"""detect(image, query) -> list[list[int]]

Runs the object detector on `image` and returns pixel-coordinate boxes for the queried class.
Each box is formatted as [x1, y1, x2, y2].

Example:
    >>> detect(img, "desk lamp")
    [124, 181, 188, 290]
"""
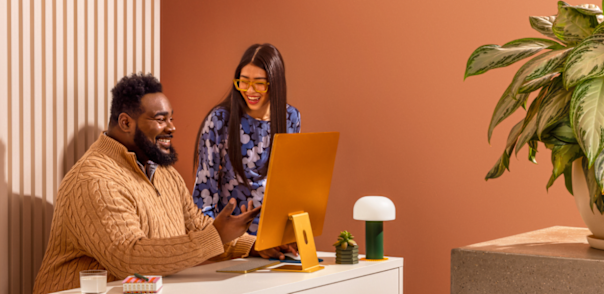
[353, 196, 396, 260]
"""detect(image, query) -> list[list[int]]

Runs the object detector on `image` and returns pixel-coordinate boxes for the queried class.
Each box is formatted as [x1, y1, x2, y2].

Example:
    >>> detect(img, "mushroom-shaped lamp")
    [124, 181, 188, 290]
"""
[353, 196, 396, 260]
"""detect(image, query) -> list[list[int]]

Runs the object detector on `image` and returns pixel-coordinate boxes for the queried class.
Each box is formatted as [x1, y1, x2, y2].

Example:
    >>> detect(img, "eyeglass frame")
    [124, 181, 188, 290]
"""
[233, 79, 270, 93]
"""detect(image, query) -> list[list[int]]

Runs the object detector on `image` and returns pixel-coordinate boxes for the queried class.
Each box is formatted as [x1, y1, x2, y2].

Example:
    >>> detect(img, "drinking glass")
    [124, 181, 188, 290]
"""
[79, 270, 107, 294]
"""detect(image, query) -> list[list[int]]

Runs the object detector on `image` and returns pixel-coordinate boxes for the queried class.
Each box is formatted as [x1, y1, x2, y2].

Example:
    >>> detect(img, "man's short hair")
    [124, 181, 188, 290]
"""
[109, 73, 162, 126]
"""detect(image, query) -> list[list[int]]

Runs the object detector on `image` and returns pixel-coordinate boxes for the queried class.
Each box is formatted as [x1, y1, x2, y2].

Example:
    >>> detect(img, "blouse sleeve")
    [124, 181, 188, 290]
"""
[287, 106, 302, 134]
[294, 109, 301, 133]
[192, 110, 226, 218]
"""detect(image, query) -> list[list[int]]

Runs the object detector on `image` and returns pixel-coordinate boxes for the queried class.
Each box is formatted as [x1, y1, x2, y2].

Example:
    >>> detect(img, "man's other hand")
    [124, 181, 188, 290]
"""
[249, 243, 299, 260]
[213, 199, 261, 244]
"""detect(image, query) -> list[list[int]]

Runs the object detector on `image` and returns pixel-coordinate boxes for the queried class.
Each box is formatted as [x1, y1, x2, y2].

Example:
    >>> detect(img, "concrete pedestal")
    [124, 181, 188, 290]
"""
[451, 226, 604, 293]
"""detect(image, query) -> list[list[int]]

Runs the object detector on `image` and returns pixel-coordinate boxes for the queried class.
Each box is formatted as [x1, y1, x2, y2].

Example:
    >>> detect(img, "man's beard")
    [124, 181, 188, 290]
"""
[134, 127, 178, 166]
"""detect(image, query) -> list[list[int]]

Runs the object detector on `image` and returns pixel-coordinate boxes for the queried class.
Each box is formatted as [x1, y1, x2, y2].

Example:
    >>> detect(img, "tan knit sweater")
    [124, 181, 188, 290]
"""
[33, 134, 255, 294]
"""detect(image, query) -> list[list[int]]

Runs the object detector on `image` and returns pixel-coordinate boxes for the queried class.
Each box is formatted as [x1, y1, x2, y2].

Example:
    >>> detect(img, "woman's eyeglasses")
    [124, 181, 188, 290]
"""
[233, 79, 269, 93]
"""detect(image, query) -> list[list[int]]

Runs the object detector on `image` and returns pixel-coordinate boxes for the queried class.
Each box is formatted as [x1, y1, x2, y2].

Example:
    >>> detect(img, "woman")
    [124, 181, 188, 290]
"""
[193, 43, 301, 235]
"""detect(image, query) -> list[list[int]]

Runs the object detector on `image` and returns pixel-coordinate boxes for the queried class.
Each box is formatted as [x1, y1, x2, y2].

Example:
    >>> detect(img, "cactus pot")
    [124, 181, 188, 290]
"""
[335, 246, 359, 264]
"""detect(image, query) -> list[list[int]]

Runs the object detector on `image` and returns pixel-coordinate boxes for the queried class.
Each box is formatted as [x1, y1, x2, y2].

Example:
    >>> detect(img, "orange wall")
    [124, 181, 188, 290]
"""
[160, 1, 585, 293]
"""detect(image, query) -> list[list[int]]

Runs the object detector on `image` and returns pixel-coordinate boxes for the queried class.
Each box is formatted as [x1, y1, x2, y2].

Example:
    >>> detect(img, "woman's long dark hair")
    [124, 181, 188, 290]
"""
[193, 43, 287, 188]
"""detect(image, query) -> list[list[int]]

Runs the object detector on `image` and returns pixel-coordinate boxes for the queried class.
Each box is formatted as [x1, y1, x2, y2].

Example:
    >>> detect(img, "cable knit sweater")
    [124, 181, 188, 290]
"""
[33, 134, 255, 294]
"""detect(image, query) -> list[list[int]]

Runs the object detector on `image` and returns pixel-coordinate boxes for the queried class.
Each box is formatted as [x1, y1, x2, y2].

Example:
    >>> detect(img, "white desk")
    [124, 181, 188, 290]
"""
[53, 252, 403, 294]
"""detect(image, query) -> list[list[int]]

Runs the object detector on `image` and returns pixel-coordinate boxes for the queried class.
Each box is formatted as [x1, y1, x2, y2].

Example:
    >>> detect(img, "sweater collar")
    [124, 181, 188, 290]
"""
[92, 133, 141, 171]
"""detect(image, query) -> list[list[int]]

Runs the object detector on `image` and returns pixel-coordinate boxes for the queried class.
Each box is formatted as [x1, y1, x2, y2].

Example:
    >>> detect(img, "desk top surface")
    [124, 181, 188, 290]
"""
[456, 226, 604, 260]
[53, 252, 403, 294]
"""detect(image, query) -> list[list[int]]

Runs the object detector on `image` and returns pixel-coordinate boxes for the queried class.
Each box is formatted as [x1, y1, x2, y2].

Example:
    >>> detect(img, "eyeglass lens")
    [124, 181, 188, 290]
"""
[237, 80, 267, 92]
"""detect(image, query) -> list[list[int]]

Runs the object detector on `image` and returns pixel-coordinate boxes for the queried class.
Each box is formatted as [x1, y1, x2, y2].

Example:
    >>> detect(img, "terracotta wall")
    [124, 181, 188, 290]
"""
[161, 0, 585, 292]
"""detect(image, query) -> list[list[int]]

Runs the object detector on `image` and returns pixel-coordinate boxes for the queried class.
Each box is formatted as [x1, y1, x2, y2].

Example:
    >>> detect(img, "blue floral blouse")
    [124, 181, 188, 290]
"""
[193, 105, 301, 235]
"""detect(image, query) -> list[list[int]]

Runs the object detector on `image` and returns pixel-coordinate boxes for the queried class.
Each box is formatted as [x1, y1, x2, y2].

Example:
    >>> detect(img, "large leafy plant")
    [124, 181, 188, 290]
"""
[465, 1, 604, 213]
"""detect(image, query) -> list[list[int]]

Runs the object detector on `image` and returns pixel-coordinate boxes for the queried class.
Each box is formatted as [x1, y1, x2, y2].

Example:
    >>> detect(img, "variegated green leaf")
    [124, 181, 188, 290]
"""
[563, 24, 604, 88]
[530, 16, 559, 40]
[516, 89, 547, 156]
[553, 1, 600, 45]
[540, 133, 569, 145]
[516, 117, 539, 156]
[550, 118, 578, 143]
[465, 38, 564, 79]
[594, 148, 604, 192]
[487, 50, 569, 143]
[519, 72, 558, 94]
[506, 120, 525, 156]
[582, 158, 604, 213]
[528, 140, 539, 164]
[485, 152, 509, 180]
[508, 49, 572, 99]
[485, 120, 524, 180]
[522, 98, 528, 110]
[563, 162, 574, 194]
[571, 3, 603, 15]
[487, 87, 529, 143]
[570, 77, 604, 167]
[546, 144, 583, 190]
[536, 77, 573, 139]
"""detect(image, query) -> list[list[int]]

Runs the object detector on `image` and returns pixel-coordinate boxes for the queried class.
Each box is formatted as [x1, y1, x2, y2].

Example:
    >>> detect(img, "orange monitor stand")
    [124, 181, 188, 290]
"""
[271, 212, 324, 273]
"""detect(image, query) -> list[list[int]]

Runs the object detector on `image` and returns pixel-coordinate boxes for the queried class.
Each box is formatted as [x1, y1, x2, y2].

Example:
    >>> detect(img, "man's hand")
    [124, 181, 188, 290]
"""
[249, 243, 299, 260]
[213, 198, 261, 244]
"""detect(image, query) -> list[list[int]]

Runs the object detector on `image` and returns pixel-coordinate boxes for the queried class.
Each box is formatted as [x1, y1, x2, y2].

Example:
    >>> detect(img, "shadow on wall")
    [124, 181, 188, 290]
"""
[0, 124, 102, 294]
[62, 126, 104, 178]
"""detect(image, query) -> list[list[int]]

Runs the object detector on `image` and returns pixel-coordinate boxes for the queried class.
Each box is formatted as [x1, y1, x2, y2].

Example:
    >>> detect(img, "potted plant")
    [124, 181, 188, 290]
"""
[465, 1, 604, 248]
[333, 231, 359, 264]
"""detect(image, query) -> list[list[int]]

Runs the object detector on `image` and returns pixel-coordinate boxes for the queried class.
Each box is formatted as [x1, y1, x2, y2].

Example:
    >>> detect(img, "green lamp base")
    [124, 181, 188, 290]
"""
[365, 221, 384, 259]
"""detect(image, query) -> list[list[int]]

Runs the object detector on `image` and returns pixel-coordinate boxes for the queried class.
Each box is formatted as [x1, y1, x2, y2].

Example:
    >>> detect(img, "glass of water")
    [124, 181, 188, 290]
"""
[79, 270, 107, 294]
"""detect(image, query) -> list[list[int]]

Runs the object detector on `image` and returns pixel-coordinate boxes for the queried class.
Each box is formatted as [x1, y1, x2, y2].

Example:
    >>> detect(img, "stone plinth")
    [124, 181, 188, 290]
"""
[451, 226, 604, 293]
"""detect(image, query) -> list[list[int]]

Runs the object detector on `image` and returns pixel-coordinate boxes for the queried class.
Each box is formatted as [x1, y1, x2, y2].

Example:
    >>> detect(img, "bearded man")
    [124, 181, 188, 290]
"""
[33, 73, 285, 294]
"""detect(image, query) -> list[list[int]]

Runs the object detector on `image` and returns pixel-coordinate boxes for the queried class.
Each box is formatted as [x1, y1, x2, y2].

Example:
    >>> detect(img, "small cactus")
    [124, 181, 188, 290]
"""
[333, 230, 357, 250]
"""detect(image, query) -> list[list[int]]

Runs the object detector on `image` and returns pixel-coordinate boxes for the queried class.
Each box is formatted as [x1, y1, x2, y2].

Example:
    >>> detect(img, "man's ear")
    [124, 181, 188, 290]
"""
[117, 112, 136, 133]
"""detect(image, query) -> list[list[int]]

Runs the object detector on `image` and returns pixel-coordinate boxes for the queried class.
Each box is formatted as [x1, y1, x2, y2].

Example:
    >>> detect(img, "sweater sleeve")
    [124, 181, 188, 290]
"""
[192, 110, 226, 218]
[64, 178, 226, 278]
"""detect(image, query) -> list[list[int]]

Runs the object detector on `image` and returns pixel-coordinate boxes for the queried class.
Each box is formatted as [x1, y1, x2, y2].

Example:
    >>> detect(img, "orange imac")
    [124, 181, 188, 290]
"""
[254, 132, 339, 273]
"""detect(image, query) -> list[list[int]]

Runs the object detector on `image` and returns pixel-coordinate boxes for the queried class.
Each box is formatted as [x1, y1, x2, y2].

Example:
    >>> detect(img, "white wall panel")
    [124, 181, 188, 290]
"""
[116, 0, 123, 82]
[0, 2, 9, 294]
[31, 0, 45, 290]
[76, 0, 85, 159]
[153, 0, 159, 78]
[144, 0, 150, 73]
[135, 0, 142, 73]
[21, 0, 33, 292]
[0, 1, 161, 293]
[126, 0, 132, 75]
[10, 1, 22, 293]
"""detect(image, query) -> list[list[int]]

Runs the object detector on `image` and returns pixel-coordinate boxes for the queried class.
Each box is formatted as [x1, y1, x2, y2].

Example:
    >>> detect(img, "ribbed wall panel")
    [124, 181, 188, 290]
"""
[0, 1, 161, 293]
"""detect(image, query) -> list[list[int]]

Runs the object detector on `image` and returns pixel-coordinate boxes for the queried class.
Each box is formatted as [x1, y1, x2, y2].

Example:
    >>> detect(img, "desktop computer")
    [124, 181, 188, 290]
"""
[255, 132, 339, 273]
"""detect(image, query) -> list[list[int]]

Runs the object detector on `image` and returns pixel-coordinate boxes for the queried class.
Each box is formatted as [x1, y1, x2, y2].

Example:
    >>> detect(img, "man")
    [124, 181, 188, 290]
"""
[33, 73, 288, 294]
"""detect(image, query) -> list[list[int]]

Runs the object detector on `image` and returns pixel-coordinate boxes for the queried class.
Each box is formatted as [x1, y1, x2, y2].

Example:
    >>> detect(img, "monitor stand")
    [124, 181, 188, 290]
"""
[271, 212, 325, 273]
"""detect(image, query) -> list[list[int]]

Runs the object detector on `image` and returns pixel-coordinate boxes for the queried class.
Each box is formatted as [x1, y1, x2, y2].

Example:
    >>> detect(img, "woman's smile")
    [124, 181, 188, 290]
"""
[247, 95, 261, 105]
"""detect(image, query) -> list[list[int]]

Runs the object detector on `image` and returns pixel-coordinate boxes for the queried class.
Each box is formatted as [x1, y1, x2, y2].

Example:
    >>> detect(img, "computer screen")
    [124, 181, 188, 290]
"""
[255, 132, 339, 251]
